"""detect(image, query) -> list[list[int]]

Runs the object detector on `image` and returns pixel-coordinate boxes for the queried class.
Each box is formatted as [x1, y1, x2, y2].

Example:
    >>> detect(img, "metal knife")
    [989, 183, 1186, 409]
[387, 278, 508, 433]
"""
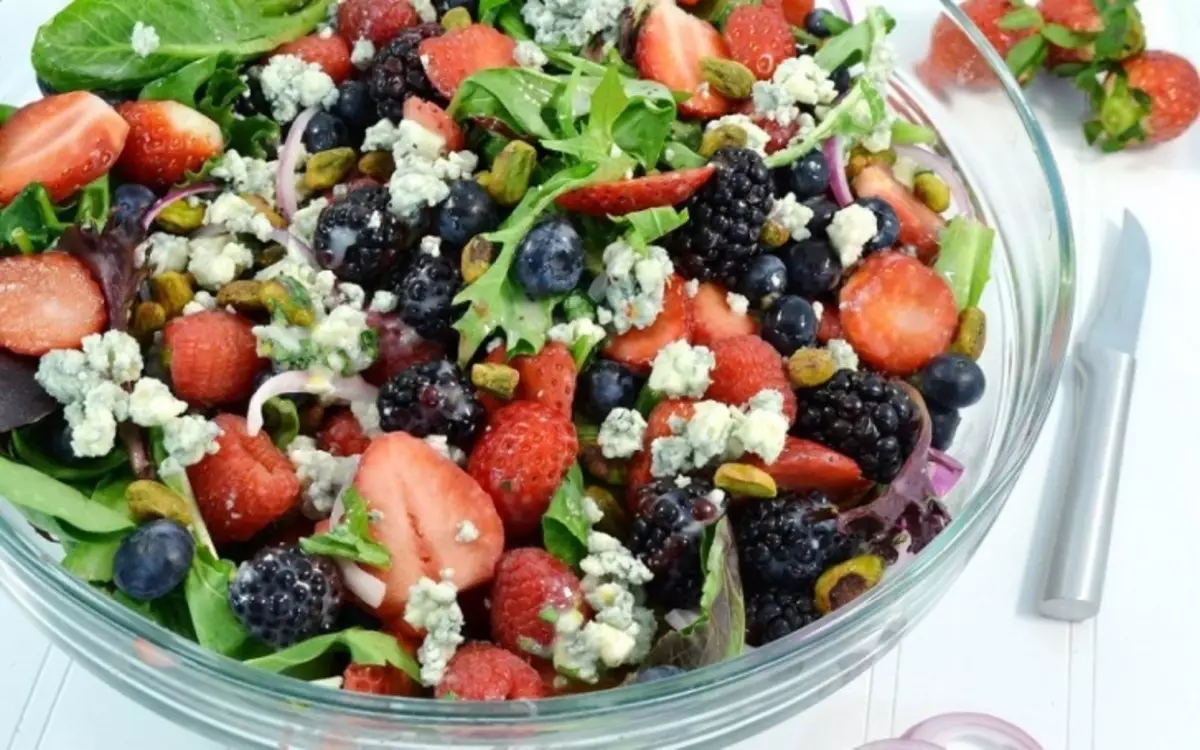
[1039, 210, 1151, 622]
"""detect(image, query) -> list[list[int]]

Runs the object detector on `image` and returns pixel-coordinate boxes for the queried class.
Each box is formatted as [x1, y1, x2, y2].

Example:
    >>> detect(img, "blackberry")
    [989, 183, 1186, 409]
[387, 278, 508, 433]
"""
[733, 492, 858, 592]
[794, 370, 922, 483]
[628, 478, 726, 610]
[313, 187, 405, 285]
[377, 360, 486, 449]
[228, 546, 343, 648]
[387, 250, 463, 342]
[671, 147, 774, 284]
[368, 23, 445, 119]
[745, 588, 819, 646]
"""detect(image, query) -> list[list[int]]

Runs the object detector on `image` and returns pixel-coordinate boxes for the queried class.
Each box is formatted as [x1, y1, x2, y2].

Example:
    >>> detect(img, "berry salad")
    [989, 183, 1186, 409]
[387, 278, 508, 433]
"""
[0, 0, 994, 700]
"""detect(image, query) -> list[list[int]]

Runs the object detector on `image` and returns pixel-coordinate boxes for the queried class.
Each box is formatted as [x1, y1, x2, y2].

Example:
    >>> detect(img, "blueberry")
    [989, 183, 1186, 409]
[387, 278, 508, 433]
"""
[632, 665, 686, 684]
[577, 359, 641, 423]
[929, 403, 961, 451]
[805, 9, 839, 38]
[786, 150, 830, 201]
[783, 239, 842, 299]
[112, 183, 158, 229]
[803, 196, 839, 236]
[917, 354, 986, 409]
[738, 254, 789, 309]
[436, 180, 502, 251]
[513, 217, 584, 298]
[113, 520, 195, 601]
[762, 295, 818, 356]
[830, 65, 853, 95]
[857, 197, 900, 253]
[334, 80, 377, 142]
[302, 111, 351, 153]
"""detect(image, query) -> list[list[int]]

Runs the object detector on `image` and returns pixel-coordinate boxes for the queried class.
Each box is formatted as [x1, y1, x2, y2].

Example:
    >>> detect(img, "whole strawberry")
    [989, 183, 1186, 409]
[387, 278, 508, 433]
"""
[918, 0, 1039, 89]
[490, 548, 587, 659]
[1083, 50, 1200, 150]
[477, 341, 578, 419]
[467, 401, 577, 539]
[1034, 0, 1145, 68]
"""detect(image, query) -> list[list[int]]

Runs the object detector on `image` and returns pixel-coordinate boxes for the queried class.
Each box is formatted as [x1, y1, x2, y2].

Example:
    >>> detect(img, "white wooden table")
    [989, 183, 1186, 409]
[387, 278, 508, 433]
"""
[2, 1, 1198, 748]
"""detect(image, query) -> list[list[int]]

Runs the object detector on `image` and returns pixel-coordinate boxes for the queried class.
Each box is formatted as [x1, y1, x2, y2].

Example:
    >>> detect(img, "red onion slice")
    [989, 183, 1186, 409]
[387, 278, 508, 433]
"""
[140, 183, 219, 231]
[277, 107, 318, 221]
[903, 712, 1043, 750]
[328, 487, 387, 609]
[855, 742, 943, 750]
[247, 371, 379, 436]
[825, 136, 853, 207]
[267, 228, 318, 266]
[928, 448, 965, 498]
[892, 145, 975, 219]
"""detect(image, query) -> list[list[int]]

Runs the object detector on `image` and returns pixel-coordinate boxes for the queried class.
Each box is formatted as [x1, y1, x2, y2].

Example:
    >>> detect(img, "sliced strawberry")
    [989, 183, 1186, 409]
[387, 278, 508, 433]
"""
[627, 398, 697, 504]
[363, 312, 444, 386]
[691, 281, 759, 347]
[723, 5, 796, 81]
[853, 165, 945, 264]
[704, 335, 797, 423]
[403, 97, 466, 152]
[0, 92, 128, 204]
[418, 25, 517, 100]
[554, 166, 716, 216]
[271, 33, 354, 84]
[338, 0, 420, 47]
[839, 252, 957, 376]
[162, 310, 266, 406]
[116, 100, 223, 189]
[0, 253, 106, 356]
[354, 432, 505, 620]
[189, 414, 301, 544]
[318, 409, 372, 456]
[635, 2, 732, 119]
[763, 0, 817, 26]
[747, 437, 871, 501]
[604, 275, 694, 374]
[478, 341, 577, 419]
[816, 302, 843, 344]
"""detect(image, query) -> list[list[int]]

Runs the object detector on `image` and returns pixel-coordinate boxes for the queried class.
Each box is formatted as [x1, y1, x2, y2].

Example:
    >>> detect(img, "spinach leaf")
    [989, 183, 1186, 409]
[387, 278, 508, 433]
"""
[814, 7, 897, 71]
[63, 536, 123, 581]
[612, 96, 676, 168]
[75, 175, 111, 231]
[0, 104, 16, 125]
[299, 488, 390, 568]
[139, 56, 223, 105]
[662, 142, 708, 170]
[262, 397, 300, 450]
[0, 455, 134, 534]
[245, 628, 420, 680]
[617, 207, 689, 250]
[185, 547, 254, 657]
[541, 464, 590, 567]
[479, 0, 516, 24]
[449, 68, 561, 140]
[494, 6, 533, 40]
[112, 587, 197, 640]
[149, 427, 218, 557]
[11, 425, 129, 482]
[33, 0, 335, 92]
[0, 184, 67, 253]
[934, 216, 994, 311]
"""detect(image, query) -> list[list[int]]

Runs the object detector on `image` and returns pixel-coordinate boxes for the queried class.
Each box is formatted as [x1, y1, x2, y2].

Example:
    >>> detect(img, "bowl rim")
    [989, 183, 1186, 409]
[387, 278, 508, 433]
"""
[0, 0, 1076, 727]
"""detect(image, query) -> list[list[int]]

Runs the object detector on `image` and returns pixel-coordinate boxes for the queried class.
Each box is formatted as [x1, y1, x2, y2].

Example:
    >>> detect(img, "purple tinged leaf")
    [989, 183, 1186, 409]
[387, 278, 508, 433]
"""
[0, 351, 56, 433]
[58, 224, 146, 332]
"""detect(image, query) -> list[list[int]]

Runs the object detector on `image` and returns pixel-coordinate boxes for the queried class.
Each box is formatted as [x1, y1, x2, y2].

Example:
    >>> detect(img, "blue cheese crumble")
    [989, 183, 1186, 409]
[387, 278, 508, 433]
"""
[404, 575, 466, 686]
[205, 193, 277, 242]
[139, 232, 191, 276]
[289, 197, 329, 245]
[130, 22, 160, 58]
[547, 316, 606, 350]
[522, 0, 632, 48]
[128, 378, 187, 428]
[597, 407, 647, 459]
[827, 338, 860, 371]
[752, 56, 838, 127]
[188, 238, 254, 290]
[648, 340, 715, 398]
[81, 331, 143, 385]
[385, 122, 479, 218]
[828, 203, 878, 267]
[259, 54, 339, 123]
[351, 38, 376, 70]
[211, 151, 277, 204]
[768, 193, 815, 242]
[648, 393, 790, 476]
[160, 415, 222, 476]
[288, 436, 360, 519]
[595, 241, 675, 334]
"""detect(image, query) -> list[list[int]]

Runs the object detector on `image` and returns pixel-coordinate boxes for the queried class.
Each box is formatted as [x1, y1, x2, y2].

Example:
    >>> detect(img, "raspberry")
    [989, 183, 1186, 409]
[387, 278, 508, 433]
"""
[733, 491, 859, 592]
[704, 335, 797, 423]
[343, 664, 417, 695]
[367, 23, 446, 119]
[376, 359, 485, 450]
[435, 643, 548, 700]
[318, 409, 372, 456]
[228, 546, 343, 648]
[628, 478, 725, 610]
[162, 310, 265, 407]
[490, 548, 587, 659]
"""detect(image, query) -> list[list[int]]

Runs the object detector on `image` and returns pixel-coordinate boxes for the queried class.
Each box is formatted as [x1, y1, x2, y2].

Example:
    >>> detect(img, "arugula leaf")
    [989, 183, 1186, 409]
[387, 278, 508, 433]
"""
[0, 184, 67, 253]
[75, 175, 111, 231]
[0, 104, 16, 125]
[541, 464, 590, 568]
[11, 424, 129, 482]
[449, 68, 561, 140]
[245, 627, 420, 680]
[543, 67, 629, 164]
[617, 207, 689, 250]
[262, 397, 300, 450]
[814, 8, 897, 71]
[933, 216, 994, 311]
[662, 141, 708, 170]
[0, 455, 134, 535]
[299, 488, 391, 568]
[611, 96, 676, 168]
[32, 0, 335, 92]
[185, 546, 254, 656]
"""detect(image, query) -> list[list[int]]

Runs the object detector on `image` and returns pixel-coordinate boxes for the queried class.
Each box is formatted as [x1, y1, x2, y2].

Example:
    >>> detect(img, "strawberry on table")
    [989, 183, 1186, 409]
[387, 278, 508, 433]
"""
[435, 643, 548, 700]
[318, 409, 373, 457]
[554, 167, 716, 216]
[490, 548, 587, 659]
[691, 281, 759, 347]
[478, 341, 577, 419]
[853, 165, 945, 264]
[189, 414, 302, 544]
[635, 2, 732, 119]
[468, 401, 577, 539]
[0, 253, 106, 356]
[604, 275, 694, 374]
[338, 0, 420, 47]
[271, 33, 354, 84]
[1084, 51, 1200, 150]
[1036, 0, 1144, 67]
[704, 334, 797, 423]
[162, 310, 265, 406]
[723, 4, 796, 81]
[353, 432, 505, 620]
[917, 0, 1038, 89]
[418, 25, 516, 100]
[403, 97, 465, 152]
[0, 92, 128, 204]
[747, 437, 871, 500]
[839, 252, 958, 376]
[116, 100, 223, 189]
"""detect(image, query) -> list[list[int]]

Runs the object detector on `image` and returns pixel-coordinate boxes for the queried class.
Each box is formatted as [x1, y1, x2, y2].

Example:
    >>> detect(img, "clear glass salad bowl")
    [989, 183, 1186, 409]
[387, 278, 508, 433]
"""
[0, 0, 1073, 747]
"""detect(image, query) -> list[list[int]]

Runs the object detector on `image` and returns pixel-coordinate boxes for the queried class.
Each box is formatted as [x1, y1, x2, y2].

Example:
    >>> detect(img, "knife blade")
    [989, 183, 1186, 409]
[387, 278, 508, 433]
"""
[1039, 209, 1151, 622]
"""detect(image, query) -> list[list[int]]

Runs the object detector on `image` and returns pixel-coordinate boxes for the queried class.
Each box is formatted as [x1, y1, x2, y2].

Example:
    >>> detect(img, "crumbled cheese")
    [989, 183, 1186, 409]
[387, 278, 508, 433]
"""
[522, 0, 632, 48]
[368, 290, 398, 313]
[648, 394, 791, 475]
[289, 436, 360, 520]
[861, 112, 894, 153]
[583, 496, 605, 525]
[595, 241, 675, 334]
[747, 388, 785, 415]
[350, 38, 376, 70]
[211, 150, 277, 204]
[455, 520, 480, 543]
[420, 235, 442, 257]
[140, 233, 191, 275]
[827, 203, 878, 268]
[650, 435, 694, 479]
[597, 408, 647, 460]
[731, 407, 788, 463]
[404, 575, 465, 686]
[205, 192, 277, 242]
[752, 55, 838, 127]
[187, 238, 254, 290]
[35, 350, 103, 404]
[160, 415, 222, 476]
[705, 114, 771, 155]
[648, 340, 715, 399]
[350, 399, 382, 436]
[309, 304, 377, 374]
[674, 475, 693, 488]
[726, 292, 750, 316]
[63, 399, 119, 458]
[683, 400, 742, 467]
[130, 22, 160, 58]
[768, 192, 815, 242]
[182, 290, 218, 315]
[361, 119, 403, 152]
[128, 378, 187, 428]
[827, 338, 860, 371]
[394, 119, 447, 160]
[424, 434, 467, 466]
[259, 54, 339, 123]
[337, 283, 367, 310]
[410, 0, 437, 22]
[684, 278, 699, 298]
[513, 40, 549, 70]
[547, 316, 606, 350]
[388, 156, 452, 218]
[812, 300, 825, 322]
[289, 197, 329, 245]
[81, 331, 143, 385]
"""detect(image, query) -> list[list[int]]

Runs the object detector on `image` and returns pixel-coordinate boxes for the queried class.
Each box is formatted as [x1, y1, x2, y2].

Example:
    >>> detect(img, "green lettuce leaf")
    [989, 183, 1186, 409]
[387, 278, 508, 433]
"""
[299, 487, 391, 568]
[113, 587, 196, 640]
[449, 68, 562, 140]
[245, 627, 420, 680]
[60, 476, 134, 583]
[185, 546, 255, 657]
[617, 206, 689, 250]
[541, 464, 590, 567]
[933, 216, 994, 311]
[0, 184, 67, 253]
[75, 175, 111, 231]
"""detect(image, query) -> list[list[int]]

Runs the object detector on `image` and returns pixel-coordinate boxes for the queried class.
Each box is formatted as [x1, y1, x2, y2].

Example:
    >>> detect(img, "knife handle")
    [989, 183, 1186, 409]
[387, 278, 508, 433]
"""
[1039, 344, 1137, 622]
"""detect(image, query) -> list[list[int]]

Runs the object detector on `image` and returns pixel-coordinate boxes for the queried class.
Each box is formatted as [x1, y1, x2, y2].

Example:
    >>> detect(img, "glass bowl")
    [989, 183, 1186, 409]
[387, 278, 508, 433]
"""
[0, 0, 1074, 747]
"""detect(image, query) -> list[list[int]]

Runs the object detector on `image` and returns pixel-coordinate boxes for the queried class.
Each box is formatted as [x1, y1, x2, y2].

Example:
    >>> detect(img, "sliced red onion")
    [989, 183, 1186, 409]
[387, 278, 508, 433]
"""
[267, 228, 317, 266]
[854, 742, 942, 750]
[892, 145, 975, 219]
[140, 183, 219, 231]
[903, 712, 1043, 749]
[277, 107, 317, 221]
[825, 136, 853, 207]
[928, 449, 965, 498]
[328, 488, 387, 609]
[246, 371, 379, 436]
